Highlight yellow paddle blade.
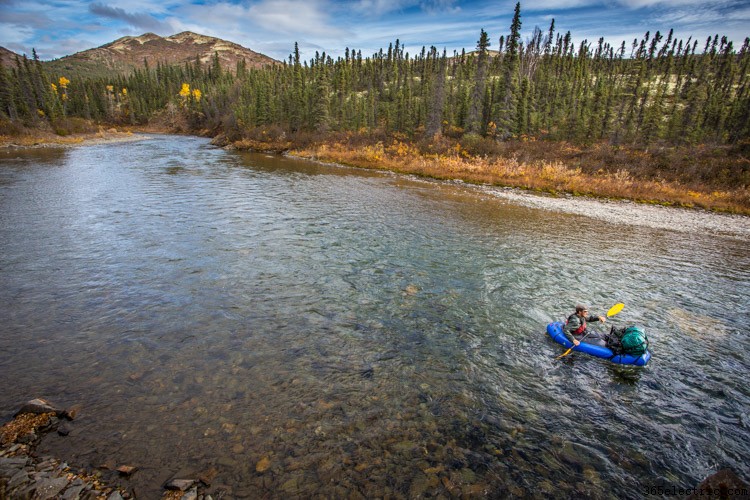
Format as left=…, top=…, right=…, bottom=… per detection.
left=607, top=303, right=625, bottom=317
left=556, top=347, right=574, bottom=359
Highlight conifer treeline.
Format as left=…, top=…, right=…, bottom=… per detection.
left=2, top=3, right=749, bottom=145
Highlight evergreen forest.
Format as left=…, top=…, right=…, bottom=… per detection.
left=2, top=4, right=749, bottom=146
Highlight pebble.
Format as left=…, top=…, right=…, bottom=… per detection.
left=165, top=478, right=196, bottom=491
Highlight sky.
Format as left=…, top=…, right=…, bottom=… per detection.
left=1, top=0, right=749, bottom=63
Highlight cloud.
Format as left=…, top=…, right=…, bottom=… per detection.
left=614, top=0, right=716, bottom=7
left=516, top=0, right=599, bottom=10
left=420, top=0, right=460, bottom=14
left=88, top=2, right=171, bottom=33
left=0, top=9, right=55, bottom=30
left=354, top=0, right=412, bottom=16
left=352, top=0, right=459, bottom=17
left=248, top=0, right=349, bottom=37
left=173, top=0, right=350, bottom=40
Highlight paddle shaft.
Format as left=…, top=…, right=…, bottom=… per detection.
left=556, top=332, right=592, bottom=359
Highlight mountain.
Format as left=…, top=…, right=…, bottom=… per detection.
left=0, top=46, right=22, bottom=67
left=44, top=32, right=279, bottom=77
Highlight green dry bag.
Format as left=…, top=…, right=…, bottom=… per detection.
left=620, top=326, right=649, bottom=355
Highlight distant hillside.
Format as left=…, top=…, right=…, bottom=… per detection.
left=0, top=46, right=21, bottom=67
left=43, top=32, right=279, bottom=77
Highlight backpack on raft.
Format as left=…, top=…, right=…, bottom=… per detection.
left=609, top=325, right=649, bottom=356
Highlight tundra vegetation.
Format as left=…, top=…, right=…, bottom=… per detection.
left=1, top=4, right=748, bottom=213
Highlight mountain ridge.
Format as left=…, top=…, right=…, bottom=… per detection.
left=3, top=31, right=279, bottom=75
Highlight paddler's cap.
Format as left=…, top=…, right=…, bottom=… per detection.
left=575, top=304, right=588, bottom=313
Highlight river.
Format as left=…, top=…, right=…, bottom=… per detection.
left=1, top=135, right=748, bottom=498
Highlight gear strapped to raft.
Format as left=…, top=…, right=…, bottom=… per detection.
left=608, top=325, right=649, bottom=356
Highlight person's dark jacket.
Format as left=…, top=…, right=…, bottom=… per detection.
left=564, top=313, right=603, bottom=343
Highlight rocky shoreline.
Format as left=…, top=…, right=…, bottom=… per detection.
left=478, top=184, right=750, bottom=241
left=0, top=399, right=212, bottom=499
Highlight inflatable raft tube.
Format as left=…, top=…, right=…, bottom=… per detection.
left=547, top=321, right=651, bottom=366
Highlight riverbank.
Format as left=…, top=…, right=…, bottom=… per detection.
left=0, top=128, right=148, bottom=149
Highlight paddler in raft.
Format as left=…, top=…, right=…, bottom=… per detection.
left=565, top=304, right=608, bottom=347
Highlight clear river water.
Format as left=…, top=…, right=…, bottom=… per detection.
left=1, top=135, right=748, bottom=498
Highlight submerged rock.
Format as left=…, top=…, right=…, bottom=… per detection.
left=14, top=398, right=72, bottom=420
left=164, top=478, right=197, bottom=491
left=256, top=456, right=272, bottom=473
left=116, top=465, right=138, bottom=476
left=688, top=469, right=749, bottom=499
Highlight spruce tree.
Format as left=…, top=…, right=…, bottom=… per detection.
left=467, top=29, right=490, bottom=134
left=496, top=2, right=522, bottom=138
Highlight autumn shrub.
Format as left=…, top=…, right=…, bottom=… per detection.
left=0, top=119, right=26, bottom=137
left=242, top=125, right=287, bottom=143
left=458, top=133, right=484, bottom=155
left=289, top=129, right=344, bottom=149
left=52, top=117, right=95, bottom=136
left=348, top=128, right=390, bottom=148
left=444, top=125, right=464, bottom=139
left=386, top=139, right=419, bottom=158
left=219, top=115, right=243, bottom=142
left=416, top=134, right=454, bottom=157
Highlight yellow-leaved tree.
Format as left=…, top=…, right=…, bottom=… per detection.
left=178, top=83, right=202, bottom=107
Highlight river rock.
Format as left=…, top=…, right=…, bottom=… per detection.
left=197, top=466, right=218, bottom=486
left=408, top=472, right=430, bottom=497
left=33, top=476, right=70, bottom=499
left=281, top=476, right=300, bottom=493
left=14, top=398, right=70, bottom=419
left=165, top=478, right=196, bottom=491
left=8, top=469, right=30, bottom=489
left=181, top=486, right=198, bottom=500
left=61, top=483, right=86, bottom=500
left=57, top=422, right=73, bottom=436
left=256, top=456, right=271, bottom=473
left=688, top=469, right=749, bottom=499
left=116, top=465, right=137, bottom=476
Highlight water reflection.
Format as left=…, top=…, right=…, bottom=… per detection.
left=0, top=135, right=748, bottom=497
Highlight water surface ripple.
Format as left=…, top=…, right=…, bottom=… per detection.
left=1, top=135, right=748, bottom=497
